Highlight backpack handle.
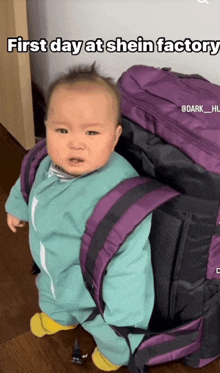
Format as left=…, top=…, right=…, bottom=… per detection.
left=161, top=67, right=208, bottom=81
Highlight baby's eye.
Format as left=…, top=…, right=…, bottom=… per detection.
left=56, top=129, right=68, bottom=134
left=86, top=131, right=99, bottom=136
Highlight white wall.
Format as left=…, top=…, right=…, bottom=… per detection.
left=27, top=0, right=220, bottom=95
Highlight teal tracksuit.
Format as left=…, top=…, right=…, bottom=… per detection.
left=5, top=151, right=154, bottom=366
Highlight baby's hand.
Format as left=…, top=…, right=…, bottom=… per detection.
left=7, top=213, right=26, bottom=233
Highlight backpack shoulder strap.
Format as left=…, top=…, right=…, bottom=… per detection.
left=80, top=176, right=181, bottom=315
left=20, top=138, right=47, bottom=204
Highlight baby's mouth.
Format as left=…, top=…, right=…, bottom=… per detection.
left=69, top=157, right=84, bottom=163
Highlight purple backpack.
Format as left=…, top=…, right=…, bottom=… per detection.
left=20, top=65, right=220, bottom=373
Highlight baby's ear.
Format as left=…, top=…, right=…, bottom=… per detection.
left=116, top=124, right=122, bottom=138
left=113, top=124, right=123, bottom=150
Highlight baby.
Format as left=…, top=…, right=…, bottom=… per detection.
left=5, top=64, right=154, bottom=371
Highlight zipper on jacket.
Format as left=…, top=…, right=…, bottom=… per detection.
left=40, top=242, right=56, bottom=299
left=32, top=196, right=38, bottom=231
left=31, top=196, right=56, bottom=300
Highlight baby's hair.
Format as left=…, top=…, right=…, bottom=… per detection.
left=46, top=62, right=121, bottom=125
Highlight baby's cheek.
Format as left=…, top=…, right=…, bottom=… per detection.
left=47, top=139, right=58, bottom=155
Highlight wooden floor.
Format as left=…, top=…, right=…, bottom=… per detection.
left=0, top=122, right=220, bottom=372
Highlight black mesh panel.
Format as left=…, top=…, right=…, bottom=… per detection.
left=149, top=207, right=182, bottom=330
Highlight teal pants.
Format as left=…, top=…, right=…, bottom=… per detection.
left=38, top=290, right=144, bottom=366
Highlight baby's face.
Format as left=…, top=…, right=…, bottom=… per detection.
left=46, top=83, right=122, bottom=177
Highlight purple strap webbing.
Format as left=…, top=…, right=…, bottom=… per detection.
left=81, top=177, right=180, bottom=314
left=20, top=139, right=47, bottom=203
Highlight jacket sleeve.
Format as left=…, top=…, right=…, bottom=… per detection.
left=5, top=177, right=29, bottom=222
left=102, top=214, right=154, bottom=330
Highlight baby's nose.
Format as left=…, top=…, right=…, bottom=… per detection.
left=68, top=136, right=85, bottom=149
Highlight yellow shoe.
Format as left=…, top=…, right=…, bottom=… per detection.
left=30, top=312, right=77, bottom=337
left=92, top=347, right=121, bottom=371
